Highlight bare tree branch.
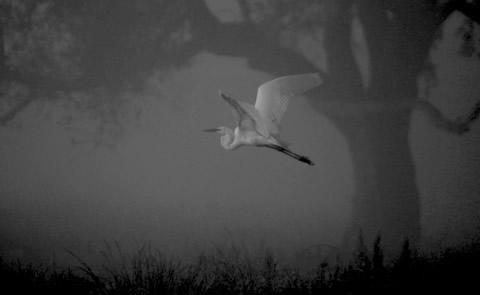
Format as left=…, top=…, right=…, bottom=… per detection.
left=434, top=0, right=463, bottom=25
left=456, top=0, right=480, bottom=24
left=237, top=0, right=252, bottom=23
left=455, top=100, right=480, bottom=132
left=415, top=100, right=480, bottom=134
left=435, top=0, right=480, bottom=25
left=0, top=96, right=35, bottom=126
left=309, top=96, right=480, bottom=135
left=188, top=0, right=320, bottom=76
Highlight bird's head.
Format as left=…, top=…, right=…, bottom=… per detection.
left=203, top=126, right=235, bottom=149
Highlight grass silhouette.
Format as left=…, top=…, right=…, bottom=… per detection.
left=1, top=236, right=479, bottom=294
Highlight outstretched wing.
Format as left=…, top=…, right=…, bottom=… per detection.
left=219, top=90, right=257, bottom=131
left=254, top=73, right=322, bottom=133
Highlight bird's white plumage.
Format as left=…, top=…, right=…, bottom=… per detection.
left=207, top=73, right=322, bottom=165
left=219, top=91, right=270, bottom=137
left=254, top=73, right=322, bottom=134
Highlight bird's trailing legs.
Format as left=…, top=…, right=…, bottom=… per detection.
left=261, top=144, right=314, bottom=166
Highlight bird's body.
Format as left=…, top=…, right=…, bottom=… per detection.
left=205, top=73, right=322, bottom=165
left=222, top=127, right=278, bottom=150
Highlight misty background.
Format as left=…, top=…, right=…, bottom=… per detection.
left=1, top=0, right=480, bottom=268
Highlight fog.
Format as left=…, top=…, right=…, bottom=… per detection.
left=0, top=52, right=353, bottom=265
left=1, top=1, right=480, bottom=268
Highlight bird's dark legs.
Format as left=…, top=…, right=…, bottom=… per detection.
left=261, top=144, right=314, bottom=166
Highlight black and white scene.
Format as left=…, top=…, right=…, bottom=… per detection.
left=1, top=0, right=480, bottom=294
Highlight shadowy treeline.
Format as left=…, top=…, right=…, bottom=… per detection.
left=1, top=237, right=479, bottom=294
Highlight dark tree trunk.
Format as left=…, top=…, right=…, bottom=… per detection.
left=342, top=110, right=420, bottom=252
left=315, top=0, right=443, bottom=254
left=367, top=110, right=421, bottom=247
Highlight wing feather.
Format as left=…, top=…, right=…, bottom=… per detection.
left=254, top=73, right=322, bottom=133
left=219, top=91, right=256, bottom=131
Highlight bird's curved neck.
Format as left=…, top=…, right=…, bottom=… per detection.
left=220, top=129, right=238, bottom=150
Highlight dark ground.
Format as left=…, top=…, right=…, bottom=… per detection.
left=1, top=236, right=479, bottom=294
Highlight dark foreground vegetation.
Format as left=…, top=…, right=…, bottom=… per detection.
left=1, top=238, right=479, bottom=295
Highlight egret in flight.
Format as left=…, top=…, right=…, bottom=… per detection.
left=204, top=73, right=322, bottom=165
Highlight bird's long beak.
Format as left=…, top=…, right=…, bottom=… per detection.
left=203, top=128, right=220, bottom=133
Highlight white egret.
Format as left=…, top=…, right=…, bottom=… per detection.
left=204, top=73, right=322, bottom=165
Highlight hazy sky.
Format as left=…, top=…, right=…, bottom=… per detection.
left=0, top=2, right=479, bottom=267
left=0, top=51, right=353, bottom=265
